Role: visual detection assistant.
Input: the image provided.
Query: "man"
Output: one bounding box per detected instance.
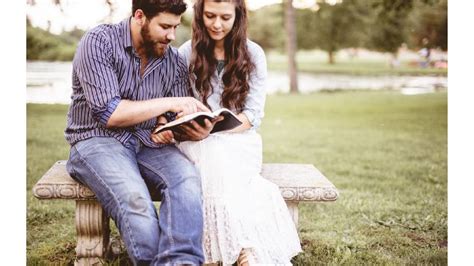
[64,0,214,264]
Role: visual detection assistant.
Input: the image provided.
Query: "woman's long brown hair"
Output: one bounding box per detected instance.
[190,0,255,111]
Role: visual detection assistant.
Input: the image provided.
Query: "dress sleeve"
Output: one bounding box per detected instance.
[242,42,267,129]
[178,40,192,67]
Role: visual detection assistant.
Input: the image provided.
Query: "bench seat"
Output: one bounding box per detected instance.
[33,160,338,265]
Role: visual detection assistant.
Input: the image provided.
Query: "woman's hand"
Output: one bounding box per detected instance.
[151,129,175,144]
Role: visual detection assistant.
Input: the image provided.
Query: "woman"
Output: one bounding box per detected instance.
[153,0,301,264]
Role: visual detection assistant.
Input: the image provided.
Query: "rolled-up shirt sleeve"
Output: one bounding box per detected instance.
[75,30,121,126]
[243,43,267,129]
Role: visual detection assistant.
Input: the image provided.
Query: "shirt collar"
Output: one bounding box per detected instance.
[121,17,133,51]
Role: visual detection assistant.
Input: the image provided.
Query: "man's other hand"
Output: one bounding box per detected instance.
[174,116,224,141]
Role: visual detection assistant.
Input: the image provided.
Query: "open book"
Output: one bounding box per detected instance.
[153,108,242,135]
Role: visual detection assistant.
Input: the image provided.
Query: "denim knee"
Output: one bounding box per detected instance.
[66,137,161,263]
[120,191,157,217]
[172,164,202,196]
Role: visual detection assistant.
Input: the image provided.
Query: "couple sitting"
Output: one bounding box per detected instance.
[65,0,301,265]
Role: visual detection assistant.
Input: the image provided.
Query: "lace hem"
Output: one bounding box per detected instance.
[202,196,302,265]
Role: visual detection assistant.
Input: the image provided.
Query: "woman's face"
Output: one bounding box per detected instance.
[203,1,236,43]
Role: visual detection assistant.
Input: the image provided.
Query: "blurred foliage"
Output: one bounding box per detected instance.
[247,0,446,64]
[171,12,193,48]
[26,0,447,62]
[296,0,372,63]
[406,0,447,50]
[27,19,84,61]
[367,0,415,55]
[248,4,285,51]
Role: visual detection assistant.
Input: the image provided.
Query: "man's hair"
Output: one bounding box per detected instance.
[132,0,187,18]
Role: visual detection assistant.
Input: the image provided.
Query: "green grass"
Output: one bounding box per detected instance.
[27,90,447,265]
[267,50,448,76]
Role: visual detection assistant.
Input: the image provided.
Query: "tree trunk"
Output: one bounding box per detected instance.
[328,50,335,64]
[284,0,299,93]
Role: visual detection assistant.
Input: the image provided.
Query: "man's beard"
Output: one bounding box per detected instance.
[141,21,169,58]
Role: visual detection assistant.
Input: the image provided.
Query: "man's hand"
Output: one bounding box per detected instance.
[151,129,175,144]
[107,97,210,128]
[174,116,224,141]
[169,97,210,118]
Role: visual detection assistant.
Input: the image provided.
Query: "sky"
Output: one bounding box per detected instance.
[26,0,320,34]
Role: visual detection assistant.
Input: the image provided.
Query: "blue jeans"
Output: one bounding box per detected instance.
[67,136,204,265]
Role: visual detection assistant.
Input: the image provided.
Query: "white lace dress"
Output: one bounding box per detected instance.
[178,130,302,265]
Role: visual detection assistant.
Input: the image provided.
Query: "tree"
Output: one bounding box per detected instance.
[368,0,414,57]
[27,24,82,61]
[406,0,447,50]
[248,4,285,51]
[297,0,370,64]
[284,0,299,93]
[295,8,318,50]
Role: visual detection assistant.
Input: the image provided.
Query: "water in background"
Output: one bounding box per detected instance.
[27,61,73,104]
[27,61,447,104]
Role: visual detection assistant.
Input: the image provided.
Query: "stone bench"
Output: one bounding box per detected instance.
[33,160,339,265]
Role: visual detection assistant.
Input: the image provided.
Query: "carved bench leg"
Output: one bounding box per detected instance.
[285,201,299,226]
[75,200,110,266]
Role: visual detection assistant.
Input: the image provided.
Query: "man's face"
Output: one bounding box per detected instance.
[141,12,181,58]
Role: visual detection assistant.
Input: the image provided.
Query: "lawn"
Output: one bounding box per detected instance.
[27,90,447,265]
[266,50,448,76]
